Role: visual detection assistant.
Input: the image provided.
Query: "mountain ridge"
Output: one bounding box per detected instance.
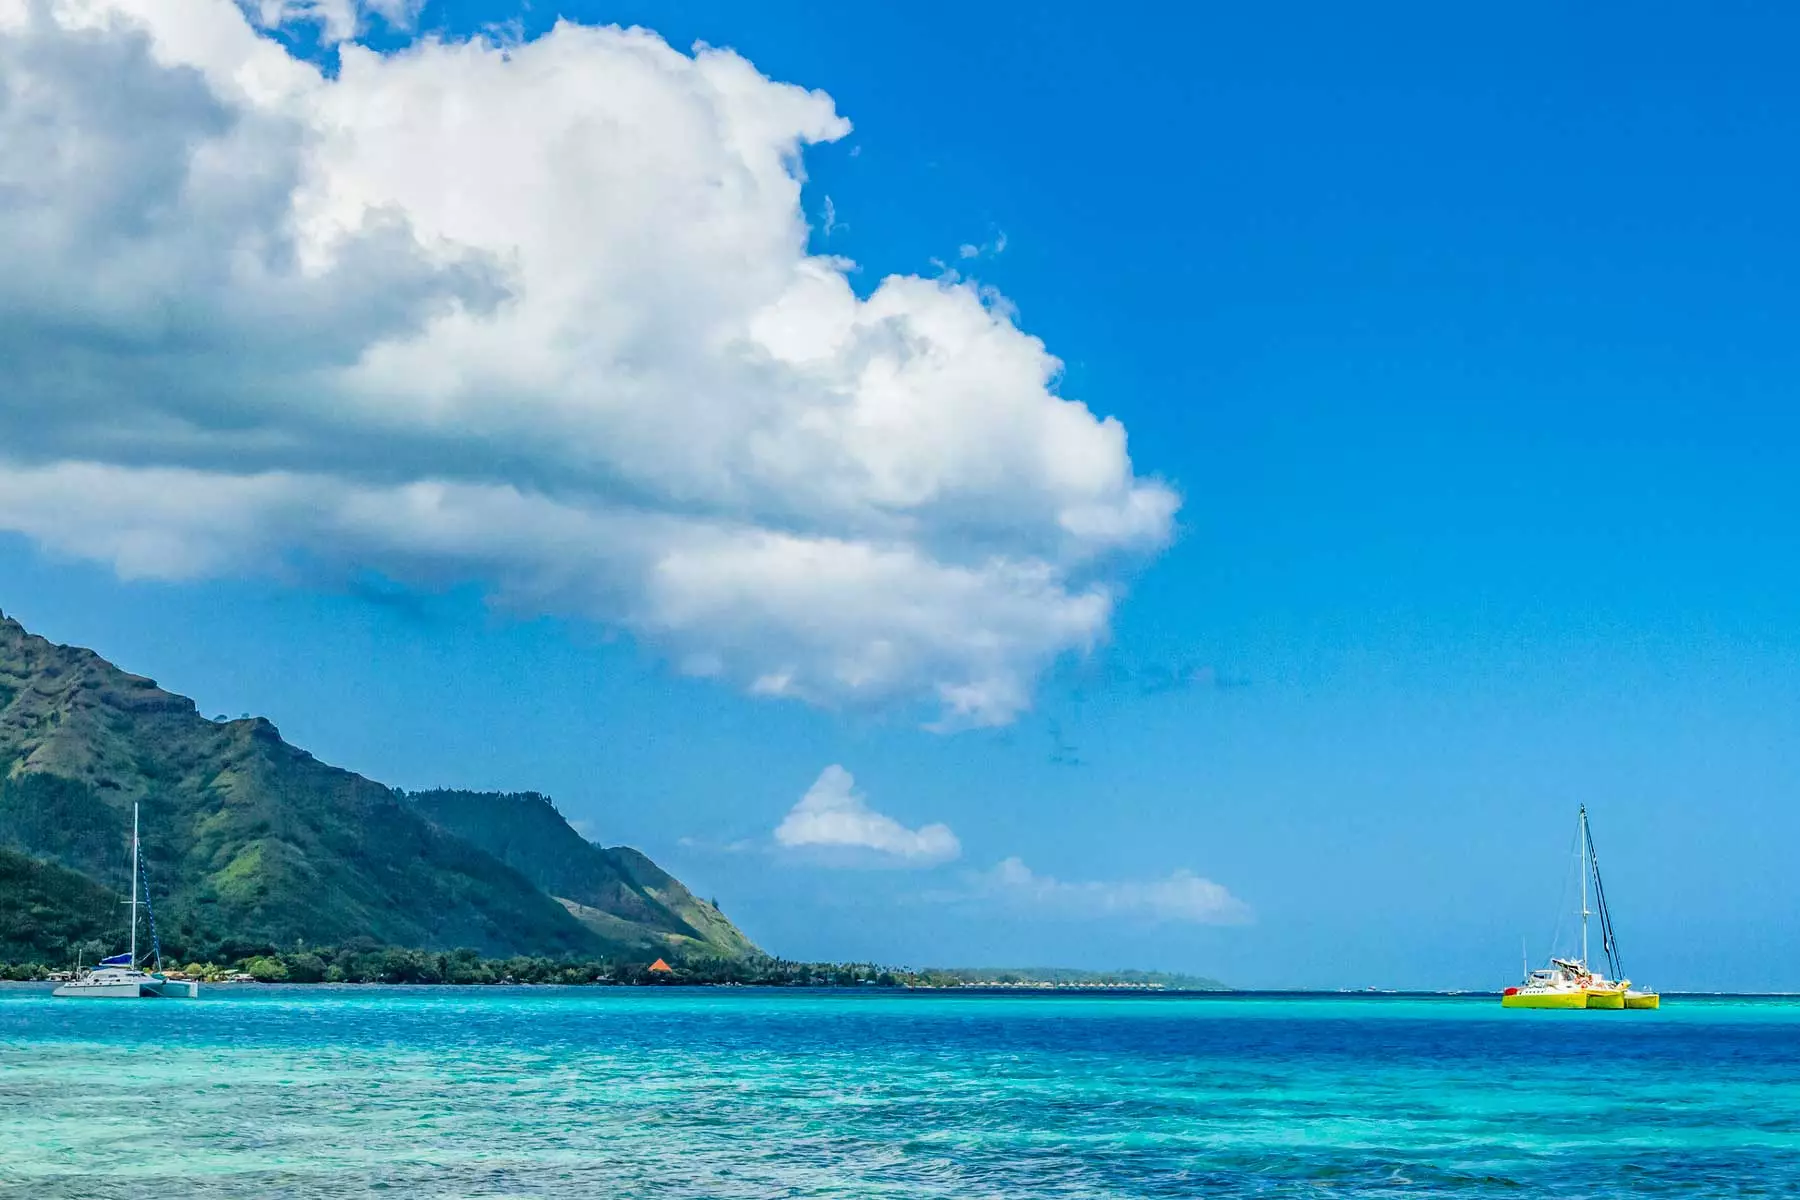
[405,789,759,960]
[0,608,758,964]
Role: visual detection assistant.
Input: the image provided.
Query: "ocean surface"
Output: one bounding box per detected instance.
[1,987,1796,1198]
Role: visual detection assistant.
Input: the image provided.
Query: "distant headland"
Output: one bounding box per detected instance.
[2,607,1228,992]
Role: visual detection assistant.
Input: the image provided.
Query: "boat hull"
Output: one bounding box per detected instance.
[1584,989,1625,1009]
[147,979,200,999]
[51,982,148,999]
[1625,991,1660,1010]
[52,975,200,999]
[1501,990,1587,1009]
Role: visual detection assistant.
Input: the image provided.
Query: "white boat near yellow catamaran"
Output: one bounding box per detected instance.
[51,803,197,1000]
[1503,806,1657,1011]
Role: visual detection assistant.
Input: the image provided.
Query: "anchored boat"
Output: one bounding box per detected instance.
[52,804,198,1000]
[1502,806,1658,1011]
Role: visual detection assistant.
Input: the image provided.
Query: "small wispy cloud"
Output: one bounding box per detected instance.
[958,856,1251,925]
[678,835,758,854]
[774,766,961,865]
[958,231,1008,260]
[1068,656,1250,702]
[344,574,437,625]
[1046,719,1084,768]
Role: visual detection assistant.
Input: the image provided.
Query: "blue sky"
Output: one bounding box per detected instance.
[3,0,1798,988]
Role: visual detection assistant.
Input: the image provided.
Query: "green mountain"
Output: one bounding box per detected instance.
[0,610,757,964]
[406,790,759,959]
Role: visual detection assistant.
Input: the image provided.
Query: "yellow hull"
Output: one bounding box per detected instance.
[1502,990,1587,1009]
[1625,992,1660,1010]
[1584,989,1625,1010]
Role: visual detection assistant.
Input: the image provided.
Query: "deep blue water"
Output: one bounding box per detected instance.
[2,987,1796,1197]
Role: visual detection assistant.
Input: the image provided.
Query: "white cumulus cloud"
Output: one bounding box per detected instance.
[774,766,960,864]
[978,857,1251,925]
[0,0,1178,727]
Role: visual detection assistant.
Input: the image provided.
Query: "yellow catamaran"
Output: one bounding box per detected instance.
[1502,806,1659,1011]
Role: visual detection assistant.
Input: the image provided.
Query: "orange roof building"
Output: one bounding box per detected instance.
[648,958,674,974]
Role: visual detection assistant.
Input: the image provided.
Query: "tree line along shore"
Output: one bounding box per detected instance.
[1,947,900,986]
[0,944,1224,990]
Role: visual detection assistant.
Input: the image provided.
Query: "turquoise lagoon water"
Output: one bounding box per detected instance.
[1,987,1797,1197]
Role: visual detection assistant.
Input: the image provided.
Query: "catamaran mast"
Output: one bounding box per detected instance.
[129,803,139,968]
[1579,805,1590,969]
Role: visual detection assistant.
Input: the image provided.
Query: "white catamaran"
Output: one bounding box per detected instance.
[52,803,198,1000]
[1502,805,1657,1011]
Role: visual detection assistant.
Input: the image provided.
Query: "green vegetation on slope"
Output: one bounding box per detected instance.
[0,610,758,964]
[407,790,759,960]
[0,845,120,962]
